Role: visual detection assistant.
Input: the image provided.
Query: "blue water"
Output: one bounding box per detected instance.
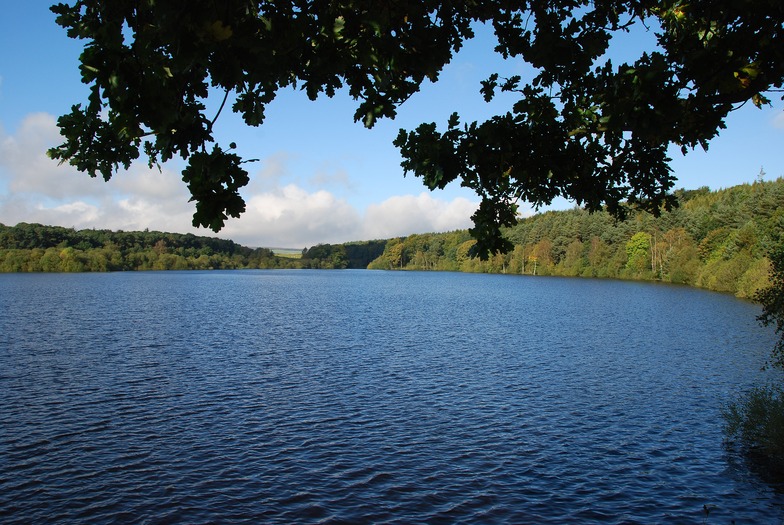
[1,270,782,523]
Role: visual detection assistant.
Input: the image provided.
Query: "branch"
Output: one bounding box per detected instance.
[210,88,231,131]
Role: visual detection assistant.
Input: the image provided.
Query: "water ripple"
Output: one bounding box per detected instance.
[1,271,783,523]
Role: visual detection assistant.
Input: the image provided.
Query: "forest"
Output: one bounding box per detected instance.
[0,226,283,271]
[1,178,782,300]
[367,177,784,299]
[0,224,385,272]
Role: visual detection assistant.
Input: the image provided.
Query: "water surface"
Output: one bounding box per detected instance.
[1,270,782,523]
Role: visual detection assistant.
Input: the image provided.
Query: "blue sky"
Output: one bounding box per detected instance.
[1,2,782,248]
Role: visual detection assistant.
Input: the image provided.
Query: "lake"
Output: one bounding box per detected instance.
[1,270,782,523]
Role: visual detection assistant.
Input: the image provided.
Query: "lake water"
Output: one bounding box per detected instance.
[1,270,783,524]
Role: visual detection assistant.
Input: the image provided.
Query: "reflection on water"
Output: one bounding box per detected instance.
[1,270,783,524]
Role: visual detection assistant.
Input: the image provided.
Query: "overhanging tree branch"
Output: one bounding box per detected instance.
[47,0,784,258]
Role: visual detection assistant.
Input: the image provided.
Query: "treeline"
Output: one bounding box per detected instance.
[0,224,287,271]
[0,224,388,272]
[368,178,784,298]
[299,241,387,269]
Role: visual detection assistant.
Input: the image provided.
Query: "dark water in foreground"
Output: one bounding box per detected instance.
[1,270,783,524]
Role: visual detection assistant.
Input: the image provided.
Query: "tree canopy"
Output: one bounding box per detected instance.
[48,0,784,257]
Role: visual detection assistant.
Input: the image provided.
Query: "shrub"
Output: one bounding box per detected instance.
[756,241,784,369]
[723,384,784,466]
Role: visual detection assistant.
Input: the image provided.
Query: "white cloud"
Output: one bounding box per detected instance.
[1,112,480,249]
[0,113,201,233]
[0,113,105,199]
[113,163,187,202]
[0,198,100,228]
[361,193,477,240]
[41,201,101,223]
[222,184,361,247]
[0,187,198,235]
[221,188,478,248]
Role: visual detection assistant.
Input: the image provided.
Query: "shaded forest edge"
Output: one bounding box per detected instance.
[1,177,782,298]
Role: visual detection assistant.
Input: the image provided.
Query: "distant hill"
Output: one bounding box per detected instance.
[0,224,284,271]
[0,224,386,272]
[300,241,387,269]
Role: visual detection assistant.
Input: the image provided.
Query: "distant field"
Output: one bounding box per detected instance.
[272,249,303,259]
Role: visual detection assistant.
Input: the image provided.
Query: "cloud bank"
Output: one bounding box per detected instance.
[0,113,478,248]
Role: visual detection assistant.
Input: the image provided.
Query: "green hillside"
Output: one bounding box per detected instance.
[0,225,285,271]
[0,225,386,271]
[368,178,784,298]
